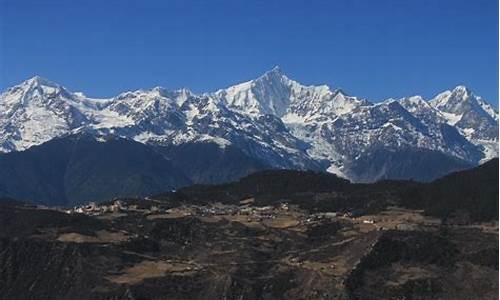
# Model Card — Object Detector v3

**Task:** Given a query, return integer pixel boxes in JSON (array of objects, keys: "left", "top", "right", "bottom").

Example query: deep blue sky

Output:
[{"left": 1, "top": 0, "right": 498, "bottom": 105}]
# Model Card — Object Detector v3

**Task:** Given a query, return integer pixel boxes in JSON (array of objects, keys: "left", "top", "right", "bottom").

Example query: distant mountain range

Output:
[{"left": 0, "top": 67, "right": 498, "bottom": 205}]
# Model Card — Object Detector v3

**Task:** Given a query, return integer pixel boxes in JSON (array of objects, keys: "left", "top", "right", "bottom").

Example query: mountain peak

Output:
[
  {"left": 259, "top": 66, "right": 287, "bottom": 81},
  {"left": 214, "top": 66, "right": 296, "bottom": 116},
  {"left": 428, "top": 85, "right": 499, "bottom": 135},
  {"left": 25, "top": 75, "right": 60, "bottom": 89},
  {"left": 452, "top": 85, "right": 470, "bottom": 94},
  {"left": 332, "top": 88, "right": 348, "bottom": 97},
  {"left": 151, "top": 86, "right": 166, "bottom": 92},
  {"left": 431, "top": 85, "right": 474, "bottom": 106},
  {"left": 268, "top": 65, "right": 283, "bottom": 74}
]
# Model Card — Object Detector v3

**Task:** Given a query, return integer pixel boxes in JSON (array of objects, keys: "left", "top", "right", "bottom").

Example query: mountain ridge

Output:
[{"left": 1, "top": 68, "right": 498, "bottom": 183}]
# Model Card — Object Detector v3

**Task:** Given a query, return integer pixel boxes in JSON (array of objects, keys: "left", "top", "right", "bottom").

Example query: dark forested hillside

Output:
[
  {"left": 156, "top": 142, "right": 267, "bottom": 184},
  {"left": 157, "top": 159, "right": 499, "bottom": 222},
  {"left": 400, "top": 158, "right": 499, "bottom": 222},
  {"left": 0, "top": 135, "right": 190, "bottom": 206},
  {"left": 344, "top": 147, "right": 474, "bottom": 182}
]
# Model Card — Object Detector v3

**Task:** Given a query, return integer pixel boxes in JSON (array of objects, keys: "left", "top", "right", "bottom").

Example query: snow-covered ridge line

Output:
[{"left": 1, "top": 67, "right": 498, "bottom": 181}]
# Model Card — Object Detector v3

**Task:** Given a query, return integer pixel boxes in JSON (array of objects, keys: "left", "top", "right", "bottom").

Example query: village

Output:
[
  {"left": 61, "top": 196, "right": 452, "bottom": 233},
  {"left": 65, "top": 198, "right": 342, "bottom": 225}
]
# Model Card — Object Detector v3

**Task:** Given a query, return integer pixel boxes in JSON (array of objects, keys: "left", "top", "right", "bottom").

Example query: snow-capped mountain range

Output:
[{"left": 1, "top": 67, "right": 498, "bottom": 182}]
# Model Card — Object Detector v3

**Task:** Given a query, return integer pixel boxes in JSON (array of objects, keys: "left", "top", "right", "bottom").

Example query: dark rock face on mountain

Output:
[
  {"left": 0, "top": 135, "right": 190, "bottom": 206},
  {"left": 0, "top": 160, "right": 497, "bottom": 300}
]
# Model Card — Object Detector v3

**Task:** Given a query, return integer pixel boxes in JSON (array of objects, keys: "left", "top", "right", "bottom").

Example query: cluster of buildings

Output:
[
  {"left": 66, "top": 198, "right": 350, "bottom": 226},
  {"left": 67, "top": 200, "right": 164, "bottom": 216},
  {"left": 186, "top": 203, "right": 289, "bottom": 221},
  {"left": 69, "top": 200, "right": 125, "bottom": 215}
]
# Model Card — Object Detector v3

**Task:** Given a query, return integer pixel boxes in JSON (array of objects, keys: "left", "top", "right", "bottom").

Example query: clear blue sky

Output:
[{"left": 1, "top": 0, "right": 498, "bottom": 105}]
